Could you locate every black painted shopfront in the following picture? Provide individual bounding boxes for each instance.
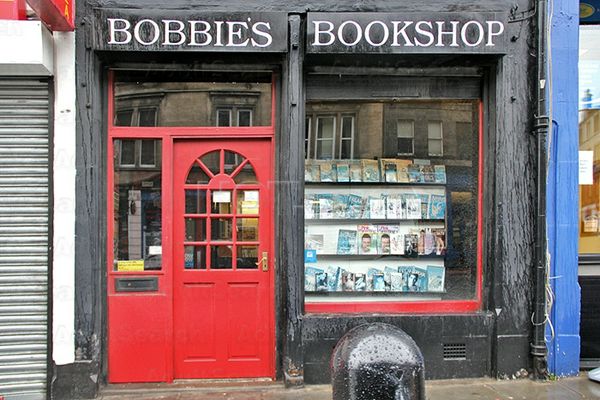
[54,1,540,397]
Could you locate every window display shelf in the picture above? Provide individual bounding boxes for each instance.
[305,218,444,224]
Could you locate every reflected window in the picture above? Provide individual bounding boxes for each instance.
[397,120,415,156]
[306,113,356,160]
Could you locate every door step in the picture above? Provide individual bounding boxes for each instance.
[101,378,278,396]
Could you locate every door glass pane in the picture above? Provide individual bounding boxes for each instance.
[115,110,133,126]
[217,109,232,127]
[140,140,156,166]
[211,218,232,241]
[201,151,221,176]
[185,218,206,241]
[113,139,162,271]
[139,108,157,127]
[233,164,257,184]
[238,109,253,127]
[237,190,259,214]
[211,245,233,269]
[224,151,245,175]
[237,218,259,241]
[237,246,259,269]
[185,190,207,214]
[184,245,206,269]
[211,191,232,213]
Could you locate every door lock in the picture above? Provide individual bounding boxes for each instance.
[256,252,268,272]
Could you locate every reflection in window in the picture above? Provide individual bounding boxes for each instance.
[316,116,335,159]
[428,121,444,156]
[306,113,356,160]
[397,120,415,155]
[579,109,600,254]
[113,139,162,271]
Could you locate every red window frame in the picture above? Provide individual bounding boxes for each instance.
[304,102,485,314]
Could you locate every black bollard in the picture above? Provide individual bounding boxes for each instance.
[331,323,425,400]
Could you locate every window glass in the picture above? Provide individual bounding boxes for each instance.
[114,71,272,127]
[579,26,600,255]
[304,96,479,304]
[113,139,162,271]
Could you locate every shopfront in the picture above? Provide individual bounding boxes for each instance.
[56,1,543,396]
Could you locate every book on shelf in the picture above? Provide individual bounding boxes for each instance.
[337,229,358,255]
[315,272,329,292]
[355,273,367,291]
[362,159,380,182]
[428,194,446,219]
[367,267,383,291]
[332,194,348,219]
[404,233,419,257]
[357,224,378,254]
[434,165,447,184]
[304,266,324,292]
[336,162,350,182]
[404,195,422,219]
[350,161,363,182]
[320,161,337,182]
[390,272,405,292]
[372,273,386,291]
[427,265,445,292]
[396,159,412,183]
[326,266,341,291]
[347,194,365,219]
[342,270,355,291]
[369,196,386,219]
[377,225,398,255]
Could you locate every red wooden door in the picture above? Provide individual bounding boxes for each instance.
[173,139,274,379]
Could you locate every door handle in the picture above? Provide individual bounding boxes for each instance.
[256,252,268,272]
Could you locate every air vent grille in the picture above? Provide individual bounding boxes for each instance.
[443,343,467,360]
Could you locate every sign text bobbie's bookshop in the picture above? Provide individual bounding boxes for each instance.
[98,11,507,54]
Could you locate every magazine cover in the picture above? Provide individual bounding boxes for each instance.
[332,194,348,219]
[362,159,381,182]
[304,195,316,220]
[342,270,355,291]
[397,265,414,292]
[384,266,398,290]
[396,159,412,183]
[434,165,447,184]
[315,272,329,292]
[432,228,446,255]
[305,233,324,251]
[304,266,324,292]
[309,162,321,182]
[417,229,426,255]
[429,194,446,220]
[377,225,398,255]
[336,162,350,182]
[427,265,445,292]
[404,195,422,219]
[369,196,386,219]
[318,195,334,219]
[320,161,337,182]
[372,273,386,291]
[407,164,421,183]
[347,194,364,219]
[404,233,419,257]
[355,273,367,291]
[305,160,313,182]
[367,267,383,290]
[326,266,341,291]
[407,266,428,292]
[337,229,358,255]
[421,165,435,183]
[390,272,405,291]
[390,231,404,255]
[350,161,362,182]
[357,224,378,254]
[416,193,430,219]
[380,159,398,183]
[423,229,436,255]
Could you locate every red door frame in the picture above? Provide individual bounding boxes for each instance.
[106,70,277,382]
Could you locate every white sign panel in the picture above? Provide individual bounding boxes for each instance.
[579,150,594,185]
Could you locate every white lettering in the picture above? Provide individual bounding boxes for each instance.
[214,21,224,46]
[486,21,504,46]
[414,21,434,47]
[364,20,389,46]
[251,22,273,47]
[461,21,485,47]
[391,21,414,46]
[312,21,335,46]
[338,20,362,46]
[189,20,212,46]
[107,18,132,44]
[162,20,185,45]
[227,21,250,46]
[435,21,459,47]
[133,19,160,46]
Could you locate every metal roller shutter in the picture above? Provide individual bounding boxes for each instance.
[0,79,49,400]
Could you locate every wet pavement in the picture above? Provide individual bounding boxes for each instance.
[99,375,600,399]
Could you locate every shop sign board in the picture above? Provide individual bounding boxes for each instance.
[307,12,508,54]
[27,0,75,31]
[94,9,288,52]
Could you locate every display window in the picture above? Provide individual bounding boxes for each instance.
[303,76,483,313]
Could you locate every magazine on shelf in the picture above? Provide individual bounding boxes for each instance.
[404,233,419,257]
[336,162,350,182]
[357,224,378,254]
[432,228,446,255]
[315,272,329,292]
[397,265,414,292]
[407,164,421,183]
[386,194,401,219]
[423,229,436,255]
[384,266,398,290]
[318,195,334,219]
[369,196,386,219]
[342,270,355,291]
[434,165,447,184]
[326,266,341,291]
[304,195,317,220]
[347,194,364,219]
[421,165,435,183]
[429,194,446,219]
[362,159,381,182]
[367,267,383,291]
[372,273,386,291]
[350,161,363,182]
[309,162,321,182]
[404,195,422,219]
[337,229,358,255]
[355,273,367,291]
[390,272,405,292]
[416,229,426,255]
[380,159,398,183]
[377,225,398,255]
[305,233,324,251]
[320,161,337,182]
[305,266,324,292]
[416,193,430,219]
[390,231,405,255]
[305,160,313,182]
[407,265,428,292]
[396,159,412,183]
[332,194,348,219]
[427,265,445,292]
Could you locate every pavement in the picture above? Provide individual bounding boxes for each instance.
[98,375,600,399]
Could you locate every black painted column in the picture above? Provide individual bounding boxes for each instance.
[281,14,305,387]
